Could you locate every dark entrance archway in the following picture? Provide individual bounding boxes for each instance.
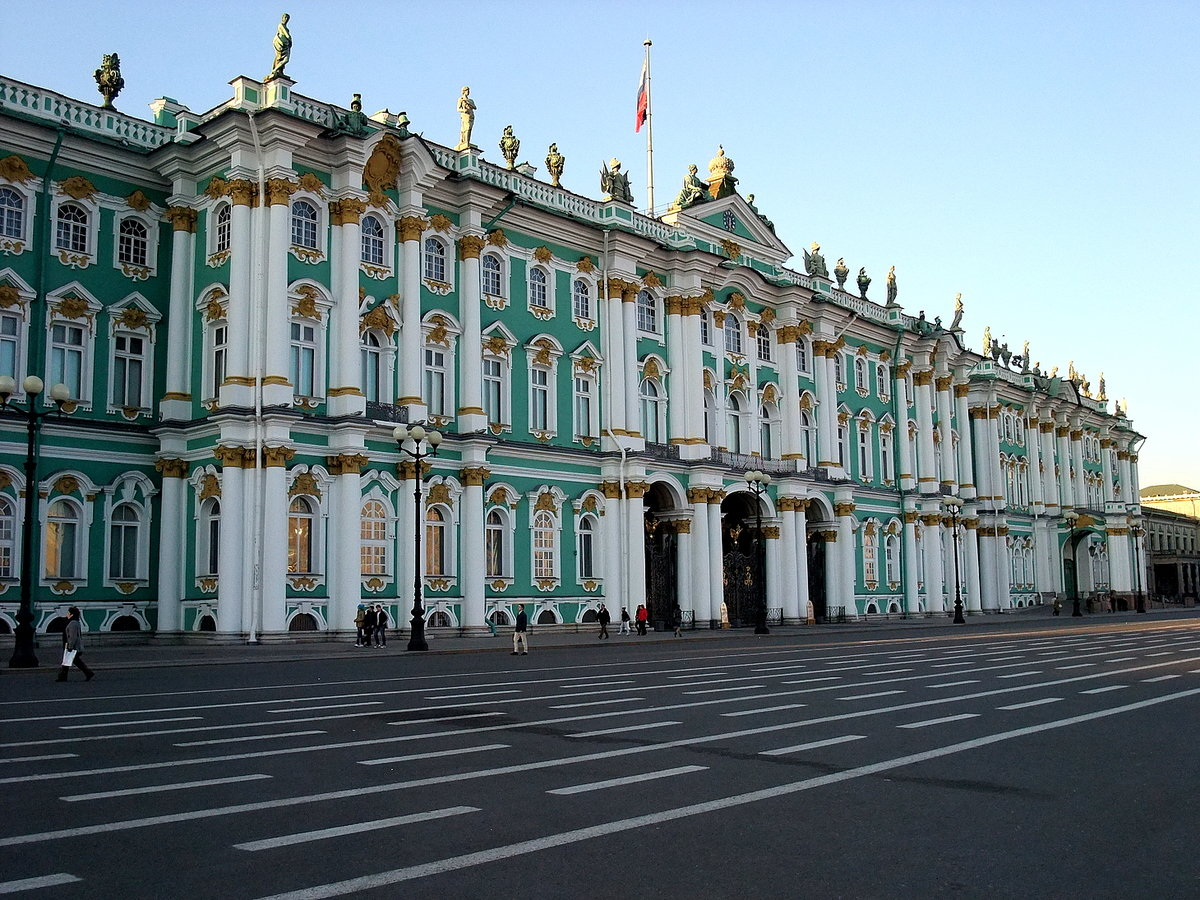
[643,482,679,631]
[721,491,765,628]
[807,531,828,622]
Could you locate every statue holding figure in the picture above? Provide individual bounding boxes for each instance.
[600,158,633,204]
[266,13,292,81]
[950,293,964,330]
[331,93,371,137]
[746,194,775,231]
[982,326,992,358]
[545,143,565,187]
[885,266,898,306]
[457,87,477,150]
[1098,372,1107,400]
[94,53,125,110]
[803,242,829,278]
[1021,340,1031,373]
[833,258,849,291]
[857,267,871,298]
[673,164,709,210]
[499,125,520,170]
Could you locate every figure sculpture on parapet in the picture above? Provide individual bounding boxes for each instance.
[266,13,292,81]
[457,87,477,150]
[885,266,898,307]
[857,267,871,298]
[499,125,520,170]
[545,144,565,187]
[673,164,709,210]
[803,242,829,279]
[833,258,849,291]
[331,93,371,137]
[950,293,964,331]
[94,53,124,110]
[600,158,633,204]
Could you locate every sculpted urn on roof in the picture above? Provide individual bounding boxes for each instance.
[707,146,738,199]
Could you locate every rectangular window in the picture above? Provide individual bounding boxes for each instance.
[578,525,595,579]
[211,324,227,399]
[573,376,593,439]
[290,322,316,396]
[424,348,447,416]
[857,428,872,479]
[483,358,503,425]
[0,314,18,379]
[112,334,145,408]
[45,522,77,579]
[49,323,85,399]
[530,368,549,431]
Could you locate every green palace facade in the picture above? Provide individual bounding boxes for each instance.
[0,64,1146,641]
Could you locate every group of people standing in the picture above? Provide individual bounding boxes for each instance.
[596,604,682,638]
[354,604,390,647]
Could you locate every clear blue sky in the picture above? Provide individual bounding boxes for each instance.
[6,0,1197,489]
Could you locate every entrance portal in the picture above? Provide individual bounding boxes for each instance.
[721,492,765,628]
[807,531,827,622]
[643,483,679,631]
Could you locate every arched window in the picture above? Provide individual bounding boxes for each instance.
[288,496,315,574]
[45,499,81,579]
[200,498,220,576]
[756,325,772,362]
[636,290,657,333]
[854,357,868,393]
[760,403,778,459]
[724,314,743,355]
[529,267,549,309]
[640,378,664,443]
[486,509,509,578]
[482,254,503,296]
[700,309,711,345]
[0,187,24,239]
[108,503,140,580]
[290,200,319,249]
[361,331,383,403]
[703,388,717,444]
[796,339,810,373]
[360,499,388,576]
[361,215,385,265]
[425,507,446,576]
[577,515,597,580]
[876,363,890,397]
[726,392,745,453]
[799,408,816,463]
[533,510,556,580]
[423,238,446,282]
[862,526,879,586]
[214,204,231,253]
[885,533,901,584]
[56,203,88,253]
[0,495,15,578]
[572,279,591,320]
[118,219,148,266]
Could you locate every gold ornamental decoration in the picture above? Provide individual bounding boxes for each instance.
[54,476,80,495]
[260,178,296,207]
[362,133,402,200]
[203,176,229,200]
[642,357,661,380]
[0,155,34,183]
[58,176,97,200]
[198,473,221,499]
[293,285,323,320]
[227,179,258,207]
[486,229,507,247]
[116,306,149,331]
[288,472,322,498]
[154,458,189,479]
[576,256,595,273]
[534,491,557,512]
[533,246,553,263]
[55,295,92,322]
[484,335,510,357]
[427,483,453,508]
[721,239,741,260]
[642,271,662,288]
[459,466,490,486]
[457,234,485,260]
[0,285,24,310]
[397,216,427,242]
[166,206,197,233]
[297,172,326,196]
[360,304,396,336]
[125,189,152,211]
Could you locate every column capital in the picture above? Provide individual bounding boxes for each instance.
[263,446,297,468]
[265,178,300,206]
[228,179,259,207]
[326,452,369,475]
[216,445,257,468]
[625,480,651,499]
[154,457,190,478]
[599,480,624,499]
[457,234,486,259]
[165,206,197,233]
[459,466,491,486]
[398,215,428,242]
[912,369,935,387]
[330,197,367,225]
[935,375,953,392]
[834,501,856,517]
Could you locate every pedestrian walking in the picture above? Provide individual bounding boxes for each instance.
[672,603,683,637]
[597,603,610,639]
[635,603,648,636]
[56,606,94,682]
[354,604,367,646]
[362,603,377,648]
[619,607,631,634]
[512,603,529,655]
[373,604,388,647]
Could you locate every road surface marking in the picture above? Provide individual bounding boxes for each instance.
[552,698,645,709]
[1144,652,1174,658]
[898,714,979,729]
[1142,674,1180,683]
[0,874,81,894]
[60,716,203,730]
[569,722,681,739]
[721,704,808,717]
[837,691,905,701]
[760,735,867,756]
[1081,685,1127,694]
[1104,657,1136,662]
[556,681,635,690]
[683,685,766,695]
[0,753,77,764]
[669,671,730,678]
[234,807,479,851]
[862,669,913,677]
[61,773,272,802]
[175,731,328,747]
[998,698,1063,710]
[548,765,707,795]
[929,680,979,688]
[997,672,1041,679]
[358,744,509,767]
[1056,664,1094,670]
[780,676,842,685]
[267,702,383,713]
[421,691,520,700]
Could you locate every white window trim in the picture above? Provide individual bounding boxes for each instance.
[101,474,156,588]
[44,283,102,410]
[359,492,396,587]
[527,487,564,589]
[205,200,232,267]
[288,193,327,264]
[525,337,563,439]
[481,251,507,302]
[423,496,459,589]
[287,282,333,403]
[285,466,332,588]
[526,264,555,320]
[639,376,667,444]
[359,327,396,405]
[112,210,160,280]
[572,367,599,442]
[485,505,515,583]
[40,490,92,586]
[575,512,601,584]
[359,213,394,278]
[106,293,161,418]
[0,177,37,256]
[422,314,460,425]
[49,193,100,269]
[571,275,596,329]
[422,236,454,294]
[635,289,662,337]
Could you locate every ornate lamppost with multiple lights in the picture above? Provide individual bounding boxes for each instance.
[393,423,442,652]
[1063,510,1085,617]
[1130,518,1146,614]
[943,495,966,624]
[743,469,772,634]
[1,375,73,668]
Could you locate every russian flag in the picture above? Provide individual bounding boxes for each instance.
[635,58,649,132]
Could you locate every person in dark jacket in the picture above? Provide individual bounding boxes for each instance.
[597,603,611,639]
[56,607,94,682]
[362,604,377,647]
[672,603,683,637]
[619,606,631,634]
[512,604,528,655]
[373,604,388,647]
[354,604,367,646]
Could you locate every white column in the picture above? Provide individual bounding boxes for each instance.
[997,524,1012,609]
[603,281,627,438]
[913,369,937,494]
[1056,422,1074,508]
[964,514,982,613]
[262,185,294,406]
[625,483,648,612]
[921,506,945,613]
[1026,415,1045,510]
[978,519,999,612]
[953,382,974,500]
[1100,437,1116,503]
[220,184,255,407]
[327,200,366,417]
[397,216,425,413]
[602,484,624,615]
[457,236,486,432]
[326,456,363,636]
[1129,450,1142,500]
[935,374,957,491]
[836,496,856,617]
[680,302,704,444]
[777,329,801,463]
[162,210,195,418]
[987,408,1004,509]
[688,489,711,627]
[1040,423,1060,514]
[1118,451,1133,505]
[1070,427,1086,507]
[814,339,837,468]
[215,449,247,633]
[396,463,417,630]
[902,507,920,615]
[459,466,486,631]
[261,457,288,633]
[794,501,810,622]
[154,460,187,632]
[622,285,640,439]
[779,501,800,623]
[823,530,842,618]
[1108,529,1132,593]
[708,496,724,625]
[676,519,694,625]
[665,297,685,442]
[971,409,992,505]
[766,525,782,621]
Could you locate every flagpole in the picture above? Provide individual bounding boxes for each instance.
[644,38,654,215]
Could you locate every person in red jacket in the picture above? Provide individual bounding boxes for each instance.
[635,603,648,636]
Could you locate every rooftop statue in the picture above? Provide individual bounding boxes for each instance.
[94,53,124,110]
[885,266,898,307]
[499,125,520,170]
[457,87,477,150]
[1098,372,1107,400]
[1050,365,1059,378]
[707,145,738,199]
[1021,340,1030,373]
[982,325,992,357]
[600,158,633,204]
[856,267,871,299]
[802,242,829,278]
[673,164,709,210]
[331,93,371,137]
[545,143,565,187]
[266,13,292,81]
[833,257,849,291]
[950,293,964,331]
[745,194,775,231]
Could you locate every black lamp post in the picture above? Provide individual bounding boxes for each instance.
[744,469,771,634]
[393,423,442,652]
[2,375,73,668]
[1064,510,1084,617]
[944,496,965,624]
[1130,519,1146,614]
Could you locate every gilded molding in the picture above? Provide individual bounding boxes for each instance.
[953,383,970,398]
[1069,429,1083,441]
[227,179,259,207]
[398,216,428,242]
[58,175,97,200]
[265,178,299,206]
[330,197,367,225]
[625,481,651,499]
[457,234,486,259]
[0,155,34,183]
[459,466,490,486]
[326,453,369,475]
[166,206,197,233]
[154,458,190,479]
[764,526,781,540]
[911,370,934,387]
[895,360,912,378]
[1040,421,1056,433]
[263,446,297,468]
[687,487,711,504]
[215,445,256,468]
[935,375,953,392]
[834,502,856,517]
[1056,426,1070,438]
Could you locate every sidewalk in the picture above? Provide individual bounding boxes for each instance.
[3,606,1195,673]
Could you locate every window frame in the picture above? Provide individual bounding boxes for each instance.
[43,496,86,583]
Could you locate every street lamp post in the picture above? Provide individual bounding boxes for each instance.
[1131,521,1146,614]
[944,496,965,624]
[744,470,771,635]
[1064,510,1084,618]
[2,375,73,668]
[393,423,442,652]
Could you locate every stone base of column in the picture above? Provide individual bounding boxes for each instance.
[159,398,192,422]
[457,412,488,434]
[219,383,257,408]
[454,625,495,639]
[677,443,712,461]
[261,382,294,407]
[326,394,366,418]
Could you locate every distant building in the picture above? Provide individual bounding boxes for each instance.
[1141,485,1200,602]
[0,61,1147,641]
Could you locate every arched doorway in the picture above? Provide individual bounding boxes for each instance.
[721,491,764,628]
[644,482,678,631]
[807,531,828,622]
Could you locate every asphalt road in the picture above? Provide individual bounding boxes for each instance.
[3,619,1199,899]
